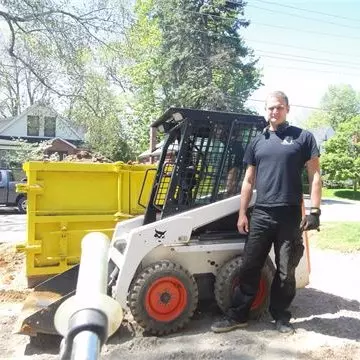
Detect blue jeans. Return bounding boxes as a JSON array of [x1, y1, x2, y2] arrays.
[[228, 206, 304, 322]]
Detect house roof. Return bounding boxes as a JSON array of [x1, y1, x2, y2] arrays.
[[50, 137, 78, 148], [0, 134, 83, 147], [0, 103, 84, 140], [0, 138, 23, 150], [0, 103, 43, 133], [310, 126, 335, 147], [0, 117, 15, 132]]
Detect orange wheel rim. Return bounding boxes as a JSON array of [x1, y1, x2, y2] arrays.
[[251, 277, 266, 310], [232, 276, 267, 310], [145, 276, 187, 322]]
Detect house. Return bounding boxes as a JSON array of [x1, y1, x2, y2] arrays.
[[0, 103, 84, 167], [310, 126, 335, 153]]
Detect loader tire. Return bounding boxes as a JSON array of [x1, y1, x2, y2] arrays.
[[214, 256, 274, 319], [127, 260, 198, 335]]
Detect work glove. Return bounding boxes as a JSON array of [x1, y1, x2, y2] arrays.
[[300, 212, 320, 232]]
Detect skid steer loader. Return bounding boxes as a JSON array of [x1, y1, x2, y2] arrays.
[[17, 107, 310, 338]]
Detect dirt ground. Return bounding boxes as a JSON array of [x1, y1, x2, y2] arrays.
[[0, 240, 359, 360]]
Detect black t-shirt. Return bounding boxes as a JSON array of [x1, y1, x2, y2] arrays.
[[243, 125, 320, 206]]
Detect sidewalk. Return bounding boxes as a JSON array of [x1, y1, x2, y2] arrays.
[[304, 196, 360, 222]]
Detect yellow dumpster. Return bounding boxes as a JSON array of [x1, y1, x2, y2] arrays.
[[16, 161, 156, 286]]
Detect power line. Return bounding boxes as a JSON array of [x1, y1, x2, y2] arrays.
[[265, 63, 360, 77], [248, 39, 360, 60], [131, 7, 360, 60], [173, 0, 360, 26], [180, 8, 360, 38], [250, 0, 360, 24], [252, 21, 360, 41], [248, 4, 360, 30], [160, 9, 360, 42], [255, 50, 360, 70], [162, 8, 360, 57], [161, 23, 360, 70], [222, 93, 323, 111], [162, 33, 360, 76], [216, 91, 323, 110], [260, 53, 360, 72]]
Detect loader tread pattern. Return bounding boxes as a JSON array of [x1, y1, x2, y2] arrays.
[[214, 256, 274, 319], [128, 260, 198, 335]]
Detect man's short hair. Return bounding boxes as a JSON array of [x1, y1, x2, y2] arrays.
[[266, 91, 289, 106]]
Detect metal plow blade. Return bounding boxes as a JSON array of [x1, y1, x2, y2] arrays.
[[16, 265, 79, 336]]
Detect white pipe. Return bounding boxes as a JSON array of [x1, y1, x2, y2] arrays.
[[76, 232, 110, 297], [55, 231, 123, 359]]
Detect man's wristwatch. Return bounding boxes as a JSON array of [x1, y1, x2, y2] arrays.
[[310, 207, 321, 216]]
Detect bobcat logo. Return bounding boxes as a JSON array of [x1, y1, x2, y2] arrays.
[[281, 136, 294, 145], [154, 229, 167, 239]]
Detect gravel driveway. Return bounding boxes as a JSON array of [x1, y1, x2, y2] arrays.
[[0, 200, 359, 359], [1, 246, 358, 360]]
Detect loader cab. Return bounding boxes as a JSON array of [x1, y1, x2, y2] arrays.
[[143, 108, 266, 224]]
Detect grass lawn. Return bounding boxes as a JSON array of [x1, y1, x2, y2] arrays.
[[322, 188, 360, 201], [309, 222, 360, 252]]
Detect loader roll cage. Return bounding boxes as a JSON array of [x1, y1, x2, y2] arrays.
[[143, 108, 266, 224]]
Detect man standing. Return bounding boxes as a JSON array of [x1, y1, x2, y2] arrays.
[[212, 91, 322, 334]]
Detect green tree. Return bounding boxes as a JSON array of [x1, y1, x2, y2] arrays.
[[122, 0, 261, 153], [305, 84, 360, 130], [0, 1, 135, 160], [0, 0, 130, 95], [117, 0, 164, 153], [155, 0, 261, 111], [304, 110, 330, 130], [69, 73, 133, 161], [321, 116, 360, 191], [322, 84, 360, 129], [0, 51, 51, 117], [2, 139, 56, 168]]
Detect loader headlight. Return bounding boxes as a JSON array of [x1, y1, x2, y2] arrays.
[[173, 112, 184, 122]]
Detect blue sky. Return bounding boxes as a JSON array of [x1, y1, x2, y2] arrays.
[[241, 0, 360, 124]]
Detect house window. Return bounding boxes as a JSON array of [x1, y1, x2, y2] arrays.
[[27, 115, 40, 136], [44, 116, 56, 137]]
